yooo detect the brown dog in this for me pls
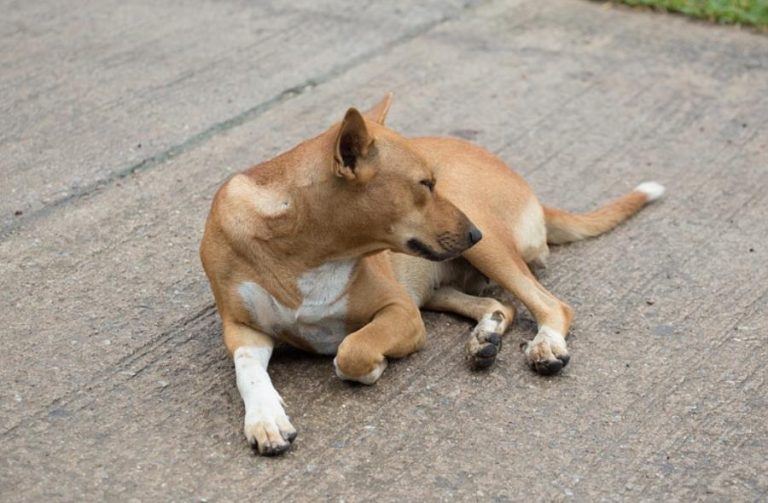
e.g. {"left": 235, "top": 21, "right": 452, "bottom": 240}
{"left": 200, "top": 94, "right": 664, "bottom": 455}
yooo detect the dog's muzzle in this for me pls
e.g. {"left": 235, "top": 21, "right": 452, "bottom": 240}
{"left": 408, "top": 227, "right": 482, "bottom": 261}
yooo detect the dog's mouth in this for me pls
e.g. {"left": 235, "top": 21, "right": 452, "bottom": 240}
{"left": 406, "top": 238, "right": 462, "bottom": 262}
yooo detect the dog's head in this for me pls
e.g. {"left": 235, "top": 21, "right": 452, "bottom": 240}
{"left": 329, "top": 94, "right": 481, "bottom": 261}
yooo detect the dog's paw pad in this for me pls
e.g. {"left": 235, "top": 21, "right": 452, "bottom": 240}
{"left": 244, "top": 417, "right": 297, "bottom": 456}
{"left": 467, "top": 321, "right": 504, "bottom": 370}
{"left": 531, "top": 357, "right": 564, "bottom": 376}
{"left": 522, "top": 326, "right": 570, "bottom": 376}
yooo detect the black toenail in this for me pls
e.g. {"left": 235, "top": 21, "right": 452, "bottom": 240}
{"left": 260, "top": 442, "right": 290, "bottom": 456}
{"left": 472, "top": 356, "right": 497, "bottom": 369}
{"left": 475, "top": 343, "right": 498, "bottom": 359}
{"left": 534, "top": 359, "right": 563, "bottom": 376}
{"left": 485, "top": 333, "right": 501, "bottom": 347}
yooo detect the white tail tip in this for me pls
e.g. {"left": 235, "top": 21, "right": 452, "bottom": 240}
{"left": 635, "top": 181, "right": 665, "bottom": 202}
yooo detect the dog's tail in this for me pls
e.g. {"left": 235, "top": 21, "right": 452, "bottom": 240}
{"left": 543, "top": 181, "right": 665, "bottom": 245}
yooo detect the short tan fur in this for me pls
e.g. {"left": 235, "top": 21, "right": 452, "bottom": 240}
{"left": 200, "top": 94, "right": 664, "bottom": 455}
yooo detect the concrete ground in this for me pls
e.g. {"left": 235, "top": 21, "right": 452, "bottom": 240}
{"left": 2, "top": 0, "right": 767, "bottom": 501}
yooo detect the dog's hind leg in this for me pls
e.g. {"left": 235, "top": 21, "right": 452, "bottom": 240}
{"left": 423, "top": 286, "right": 515, "bottom": 368}
{"left": 464, "top": 230, "right": 574, "bottom": 376}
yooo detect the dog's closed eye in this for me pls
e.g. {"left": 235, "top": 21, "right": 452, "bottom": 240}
{"left": 419, "top": 179, "right": 435, "bottom": 192}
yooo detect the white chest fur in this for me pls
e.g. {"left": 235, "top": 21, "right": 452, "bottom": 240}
{"left": 238, "top": 260, "right": 356, "bottom": 355}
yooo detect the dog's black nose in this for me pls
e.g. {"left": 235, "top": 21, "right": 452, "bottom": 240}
{"left": 469, "top": 227, "right": 483, "bottom": 245}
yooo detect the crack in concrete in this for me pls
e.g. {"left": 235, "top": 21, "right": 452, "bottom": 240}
{"left": 0, "top": 1, "right": 488, "bottom": 436}
{"left": 0, "top": 2, "right": 485, "bottom": 242}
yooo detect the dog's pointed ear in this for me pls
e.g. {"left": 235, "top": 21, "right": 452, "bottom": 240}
{"left": 363, "top": 92, "right": 393, "bottom": 125}
{"left": 334, "top": 107, "right": 375, "bottom": 182}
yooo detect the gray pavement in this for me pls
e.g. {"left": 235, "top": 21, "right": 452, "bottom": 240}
{"left": 1, "top": 0, "right": 767, "bottom": 501}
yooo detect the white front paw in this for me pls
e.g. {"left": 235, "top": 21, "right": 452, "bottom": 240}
{"left": 244, "top": 406, "right": 297, "bottom": 456}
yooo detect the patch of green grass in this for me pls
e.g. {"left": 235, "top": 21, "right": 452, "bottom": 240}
{"left": 615, "top": 0, "right": 768, "bottom": 27}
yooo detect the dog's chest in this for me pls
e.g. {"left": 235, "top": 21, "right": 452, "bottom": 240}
{"left": 238, "top": 260, "right": 356, "bottom": 355}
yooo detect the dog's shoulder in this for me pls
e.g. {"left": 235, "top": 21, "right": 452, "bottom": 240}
{"left": 222, "top": 173, "right": 291, "bottom": 217}
{"left": 214, "top": 173, "right": 293, "bottom": 241}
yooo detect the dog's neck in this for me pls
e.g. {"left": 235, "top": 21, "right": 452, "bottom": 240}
{"left": 257, "top": 134, "right": 388, "bottom": 259}
{"left": 239, "top": 134, "right": 388, "bottom": 306}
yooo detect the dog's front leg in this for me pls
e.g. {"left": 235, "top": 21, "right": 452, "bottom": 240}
{"left": 224, "top": 322, "right": 297, "bottom": 455}
{"left": 333, "top": 303, "right": 426, "bottom": 385}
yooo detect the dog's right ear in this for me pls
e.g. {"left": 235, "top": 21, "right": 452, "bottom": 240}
{"left": 334, "top": 108, "right": 375, "bottom": 183}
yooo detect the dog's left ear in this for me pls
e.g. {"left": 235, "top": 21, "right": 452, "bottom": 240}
{"left": 363, "top": 92, "right": 393, "bottom": 125}
{"left": 334, "top": 107, "right": 376, "bottom": 183}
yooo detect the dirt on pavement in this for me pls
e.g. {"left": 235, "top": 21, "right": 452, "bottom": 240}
{"left": 1, "top": 0, "right": 767, "bottom": 501}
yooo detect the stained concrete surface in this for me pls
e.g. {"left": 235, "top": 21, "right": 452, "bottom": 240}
{"left": 1, "top": 0, "right": 767, "bottom": 501}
